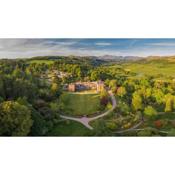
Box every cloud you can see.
[146,42,175,47]
[44,40,78,46]
[0,39,120,58]
[95,42,112,46]
[1,39,175,58]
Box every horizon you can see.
[2,54,175,60]
[1,39,175,58]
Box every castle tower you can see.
[68,83,76,92]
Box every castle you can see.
[68,81,104,92]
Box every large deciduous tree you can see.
[0,101,33,136]
[132,92,143,111]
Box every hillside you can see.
[120,56,175,77]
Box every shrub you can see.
[106,122,117,130]
[144,106,157,117]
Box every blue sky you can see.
[1,39,175,58]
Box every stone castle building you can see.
[68,81,104,92]
[68,83,76,92]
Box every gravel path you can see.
[60,90,117,130]
[114,120,144,134]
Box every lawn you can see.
[59,91,101,116]
[48,120,94,136]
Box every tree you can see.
[0,78,5,99]
[117,86,126,98]
[165,97,173,112]
[109,80,117,92]
[30,107,49,136]
[144,106,157,117]
[13,79,38,101]
[117,100,130,114]
[12,66,24,78]
[132,92,143,111]
[51,82,59,95]
[0,96,3,103]
[173,96,175,109]
[100,96,109,106]
[100,89,108,98]
[145,88,152,99]
[0,101,33,136]
[90,71,98,81]
[152,89,164,104]
[106,121,117,130]
[100,89,109,106]
[154,120,162,128]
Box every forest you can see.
[0,56,175,136]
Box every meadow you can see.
[28,59,54,65]
[123,58,175,76]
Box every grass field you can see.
[48,120,94,136]
[123,61,175,76]
[28,60,54,65]
[59,91,101,116]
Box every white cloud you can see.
[44,40,78,46]
[146,42,175,47]
[95,42,112,46]
[0,39,120,58]
[1,39,175,58]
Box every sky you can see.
[1,39,175,58]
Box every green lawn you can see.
[48,120,94,136]
[59,91,101,116]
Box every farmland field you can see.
[28,59,54,65]
[123,59,175,76]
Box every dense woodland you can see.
[0,56,175,136]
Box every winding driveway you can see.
[60,90,117,130]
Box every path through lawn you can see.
[60,91,117,130]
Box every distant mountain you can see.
[97,55,143,60]
[98,55,175,62]
[18,55,175,64]
[146,55,175,60]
